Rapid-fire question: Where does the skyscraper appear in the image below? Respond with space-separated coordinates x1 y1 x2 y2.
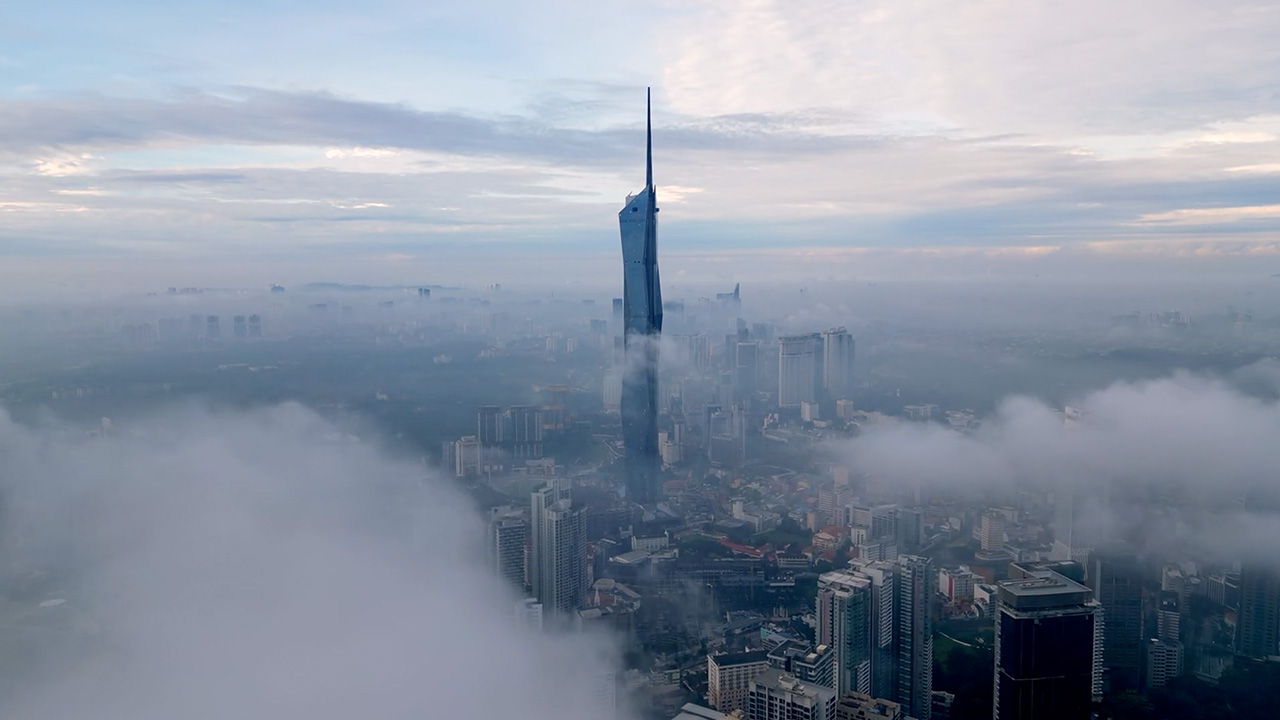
821 327 855 399
994 571 1098 720
779 334 820 408
619 88 663 506
1088 551 1143 692
850 560 898 701
895 555 934 720
487 509 528 591
531 480 586 624
817 570 872 696
1235 563 1280 658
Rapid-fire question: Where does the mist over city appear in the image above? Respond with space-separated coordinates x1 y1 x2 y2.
5 2 1280 720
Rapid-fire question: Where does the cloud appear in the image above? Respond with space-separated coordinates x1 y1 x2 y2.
831 370 1280 563
0 403 618 720
660 0 1280 139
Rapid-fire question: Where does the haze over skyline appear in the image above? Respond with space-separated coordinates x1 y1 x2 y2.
4 0 1280 294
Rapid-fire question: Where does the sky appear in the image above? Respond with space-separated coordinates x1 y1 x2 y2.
3 0 1280 292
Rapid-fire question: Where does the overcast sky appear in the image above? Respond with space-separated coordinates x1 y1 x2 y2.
3 0 1280 292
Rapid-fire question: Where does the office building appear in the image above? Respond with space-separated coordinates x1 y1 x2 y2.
833 693 901 720
478 405 504 447
747 669 838 720
1051 490 1094 564
821 327 855 400
477 405 544 460
531 480 586 624
894 555 934 720
894 507 923 554
768 641 835 690
1145 638 1183 690
487 509 528 590
709 650 772 713
453 435 481 477
817 570 873 696
994 571 1098 720
1235 563 1280 658
1088 551 1143 692
514 597 543 632
1157 591 1181 642
939 567 979 603
618 88 664 506
737 341 760 399
778 334 820 408
979 510 1007 554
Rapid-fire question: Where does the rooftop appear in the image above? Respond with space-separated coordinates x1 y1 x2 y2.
998 570 1093 610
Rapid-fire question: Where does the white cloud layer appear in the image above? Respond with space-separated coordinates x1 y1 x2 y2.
834 369 1280 562
0 403 617 720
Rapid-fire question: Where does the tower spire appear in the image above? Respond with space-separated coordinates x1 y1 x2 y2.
645 86 653 190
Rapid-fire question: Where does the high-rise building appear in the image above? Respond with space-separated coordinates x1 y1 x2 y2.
487 509 528 591
506 405 544 459
514 597 543 632
1088 551 1143 692
619 89 663 506
821 327 855 400
478 405 504 447
778 334 820 408
709 650 772 713
894 507 923 554
205 315 220 340
994 571 1098 720
1144 638 1183 690
894 555 933 720
1051 490 1094 564
818 570 873 696
736 341 759 400
1235 563 1280 658
232 314 247 338
768 641 836 690
453 435 481 477
1156 591 1181 642
247 314 262 337
850 561 897 701
531 480 586 624
747 669 838 720
979 510 1007 554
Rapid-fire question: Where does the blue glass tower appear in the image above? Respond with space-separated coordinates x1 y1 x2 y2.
619 88 663 505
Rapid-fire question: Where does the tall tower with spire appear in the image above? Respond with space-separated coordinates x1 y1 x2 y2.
618 88 663 506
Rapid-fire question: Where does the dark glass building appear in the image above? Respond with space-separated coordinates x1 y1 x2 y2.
618 89 663 505
995 571 1098 720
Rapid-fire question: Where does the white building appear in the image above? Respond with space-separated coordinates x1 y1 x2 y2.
708 650 772 713
747 669 837 720
1145 638 1184 689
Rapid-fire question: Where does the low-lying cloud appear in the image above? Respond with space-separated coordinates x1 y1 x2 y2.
836 368 1280 562
0 402 615 719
